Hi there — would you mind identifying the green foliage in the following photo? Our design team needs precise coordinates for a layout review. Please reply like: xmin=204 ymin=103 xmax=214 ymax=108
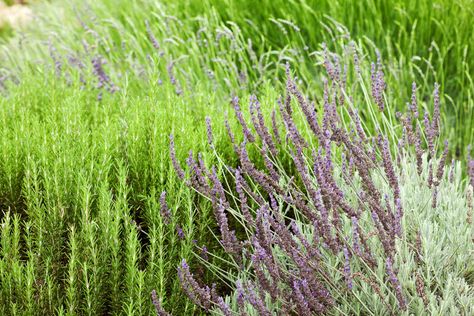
xmin=0 ymin=0 xmax=471 ymax=314
xmin=0 ymin=77 xmax=221 ymax=313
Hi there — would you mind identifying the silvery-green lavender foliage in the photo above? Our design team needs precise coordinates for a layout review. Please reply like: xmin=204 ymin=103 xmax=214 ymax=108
xmin=165 ymin=50 xmax=474 ymax=315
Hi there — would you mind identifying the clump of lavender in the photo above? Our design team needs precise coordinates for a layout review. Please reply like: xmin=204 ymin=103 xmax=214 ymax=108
xmin=397 ymin=80 xmax=453 ymax=210
xmin=167 ymin=45 xmax=454 ymax=315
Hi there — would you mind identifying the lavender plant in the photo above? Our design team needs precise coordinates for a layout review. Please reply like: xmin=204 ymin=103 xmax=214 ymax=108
xmin=164 ymin=51 xmax=474 ymax=314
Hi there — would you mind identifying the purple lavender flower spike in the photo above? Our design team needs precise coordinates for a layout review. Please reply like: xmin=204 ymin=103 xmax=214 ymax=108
xmin=176 ymin=226 xmax=185 ymax=239
xmin=449 ymin=159 xmax=455 ymax=183
xmin=215 ymin=296 xmax=232 ymax=316
xmin=145 ymin=20 xmax=163 ymax=55
xmin=249 ymin=95 xmax=277 ymax=156
xmin=435 ymin=140 xmax=449 ymax=184
xmin=205 ymin=116 xmax=214 ymax=147
xmin=378 ymin=135 xmax=400 ymax=200
xmin=200 ymin=245 xmax=209 ymax=261
xmin=246 ymin=282 xmax=271 ymax=316
xmin=410 ymin=82 xmax=419 ymax=118
xmin=215 ymin=198 xmax=240 ymax=255
xmin=385 ymin=257 xmax=407 ymax=310
xmin=159 ymin=191 xmax=171 ymax=224
xmin=292 ymin=280 xmax=312 ymax=315
xmin=166 ymin=60 xmax=183 ymax=95
xmin=92 ymin=55 xmax=117 ymax=93
xmin=351 ymin=217 xmax=362 ymax=255
xmin=370 ymin=51 xmax=386 ymax=111
xmin=235 ymin=168 xmax=254 ymax=226
xmin=169 ymin=134 xmax=185 ymax=180
xmin=432 ymin=186 xmax=438 ymax=209
xmin=394 ymin=198 xmax=403 ymax=237
xmin=232 ymin=96 xmax=255 ymax=142
xmin=424 ymin=110 xmax=435 ymax=156
xmin=414 ymin=127 xmax=424 ymax=175
xmin=177 ymin=259 xmax=212 ymax=310
xmin=468 ymin=146 xmax=474 ymax=188
xmin=432 ymin=83 xmax=441 ymax=136
xmin=271 ymin=108 xmax=281 ymax=144
xmin=236 ymin=280 xmax=247 ymax=311
xmin=343 ymin=245 xmax=353 ymax=290
xmin=48 ymin=40 xmax=62 ymax=78
xmin=151 ymin=290 xmax=171 ymax=316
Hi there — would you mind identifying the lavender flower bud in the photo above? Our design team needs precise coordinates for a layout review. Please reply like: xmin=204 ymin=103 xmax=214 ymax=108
xmin=235 ymin=168 xmax=254 ymax=226
xmin=249 ymin=95 xmax=277 ymax=156
xmin=92 ymin=55 xmax=117 ymax=93
xmin=246 ymin=283 xmax=271 ymax=316
xmin=424 ymin=111 xmax=435 ymax=156
xmin=427 ymin=162 xmax=434 ymax=188
xmin=378 ymin=135 xmax=400 ymax=200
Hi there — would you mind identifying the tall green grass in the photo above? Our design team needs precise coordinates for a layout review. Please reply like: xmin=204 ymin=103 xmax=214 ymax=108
xmin=2 ymin=0 xmax=473 ymax=154
xmin=165 ymin=0 xmax=474 ymax=153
